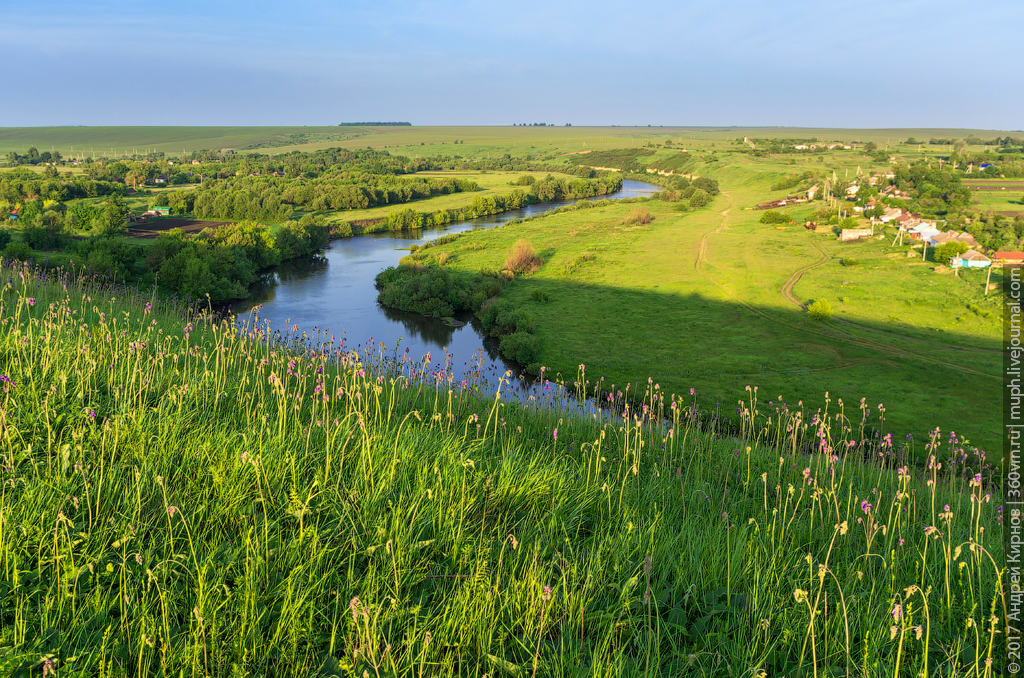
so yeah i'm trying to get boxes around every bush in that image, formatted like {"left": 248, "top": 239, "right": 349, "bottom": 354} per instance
{"left": 623, "top": 207, "right": 653, "bottom": 225}
{"left": 0, "top": 229, "right": 11, "bottom": 249}
{"left": 688, "top": 189, "right": 711, "bottom": 209}
{"left": 531, "top": 289, "right": 551, "bottom": 303}
{"left": 3, "top": 241, "right": 33, "bottom": 261}
{"left": 23, "top": 223, "right": 66, "bottom": 250}
{"left": 498, "top": 332, "right": 540, "bottom": 365}
{"left": 759, "top": 210, "right": 790, "bottom": 224}
{"left": 807, "top": 299, "right": 834, "bottom": 320}
{"left": 504, "top": 239, "right": 541, "bottom": 274}
{"left": 693, "top": 176, "right": 720, "bottom": 195}
{"left": 841, "top": 258, "right": 861, "bottom": 267}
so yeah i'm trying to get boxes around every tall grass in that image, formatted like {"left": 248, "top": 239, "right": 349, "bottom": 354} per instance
{"left": 0, "top": 262, "right": 1003, "bottom": 676}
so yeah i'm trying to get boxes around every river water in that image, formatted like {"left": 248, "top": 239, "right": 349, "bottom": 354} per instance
{"left": 232, "top": 180, "right": 659, "bottom": 404}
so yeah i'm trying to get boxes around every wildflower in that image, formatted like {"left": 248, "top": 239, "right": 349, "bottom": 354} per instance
{"left": 793, "top": 588, "right": 808, "bottom": 604}
{"left": 898, "top": 537, "right": 905, "bottom": 546}
{"left": 913, "top": 625, "right": 923, "bottom": 640}
{"left": 349, "top": 596, "right": 361, "bottom": 622}
{"left": 553, "top": 428, "right": 558, "bottom": 442}
{"left": 860, "top": 500, "right": 872, "bottom": 514}
{"left": 890, "top": 625, "right": 899, "bottom": 640}
{"left": 892, "top": 603, "right": 903, "bottom": 622}
{"left": 167, "top": 506, "right": 179, "bottom": 517}
{"left": 541, "top": 586, "right": 552, "bottom": 602}
{"left": 27, "top": 298, "right": 36, "bottom": 306}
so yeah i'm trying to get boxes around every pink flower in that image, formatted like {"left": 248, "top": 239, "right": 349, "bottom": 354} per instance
{"left": 167, "top": 506, "right": 179, "bottom": 517}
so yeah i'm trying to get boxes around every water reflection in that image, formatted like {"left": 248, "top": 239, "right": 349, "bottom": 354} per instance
{"left": 232, "top": 180, "right": 659, "bottom": 405}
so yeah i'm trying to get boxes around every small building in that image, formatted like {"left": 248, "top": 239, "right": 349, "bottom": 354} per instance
{"left": 950, "top": 250, "right": 991, "bottom": 269}
{"left": 840, "top": 228, "right": 873, "bottom": 242}
{"left": 154, "top": 207, "right": 171, "bottom": 216}
{"left": 993, "top": 252, "right": 1024, "bottom": 266}
{"left": 879, "top": 206, "right": 903, "bottom": 223}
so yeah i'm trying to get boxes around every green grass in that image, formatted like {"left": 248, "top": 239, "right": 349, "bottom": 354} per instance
{"left": 413, "top": 163, "right": 1001, "bottom": 451}
{"left": 1, "top": 126, "right": 1015, "bottom": 160}
{"left": 0, "top": 263, "right": 1002, "bottom": 676}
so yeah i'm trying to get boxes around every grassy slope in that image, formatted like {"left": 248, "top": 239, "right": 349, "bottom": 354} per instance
{"left": 417, "top": 156, "right": 1002, "bottom": 451}
{"left": 0, "top": 266, "right": 1000, "bottom": 676}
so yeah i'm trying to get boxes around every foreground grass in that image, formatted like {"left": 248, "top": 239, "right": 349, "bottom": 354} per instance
{"left": 0, "top": 263, "right": 1002, "bottom": 676}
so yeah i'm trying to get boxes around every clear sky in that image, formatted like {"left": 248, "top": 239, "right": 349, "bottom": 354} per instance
{"left": 3, "top": 0, "right": 1021, "bottom": 129}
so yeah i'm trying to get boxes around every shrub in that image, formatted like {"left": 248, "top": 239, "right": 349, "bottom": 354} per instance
{"left": 498, "top": 332, "right": 540, "bottom": 365}
{"left": 0, "top": 229, "right": 11, "bottom": 249}
{"left": 504, "top": 239, "right": 541, "bottom": 274}
{"left": 623, "top": 207, "right": 653, "bottom": 225}
{"left": 759, "top": 210, "right": 789, "bottom": 224}
{"left": 841, "top": 258, "right": 861, "bottom": 267}
{"left": 807, "top": 299, "right": 834, "bottom": 320}
{"left": 693, "top": 176, "right": 720, "bottom": 195}
{"left": 531, "top": 289, "right": 551, "bottom": 303}
{"left": 688, "top": 189, "right": 711, "bottom": 209}
{"left": 23, "top": 223, "right": 66, "bottom": 250}
{"left": 3, "top": 241, "right": 33, "bottom": 260}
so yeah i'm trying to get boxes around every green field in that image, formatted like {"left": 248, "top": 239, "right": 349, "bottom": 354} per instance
{"left": 404, "top": 157, "right": 1002, "bottom": 451}
{"left": 1, "top": 125, "right": 1015, "bottom": 159}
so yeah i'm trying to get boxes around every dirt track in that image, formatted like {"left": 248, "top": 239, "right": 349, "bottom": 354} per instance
{"left": 692, "top": 196, "right": 1001, "bottom": 380}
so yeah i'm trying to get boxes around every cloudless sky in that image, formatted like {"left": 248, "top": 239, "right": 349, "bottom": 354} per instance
{"left": 3, "top": 0, "right": 1021, "bottom": 129}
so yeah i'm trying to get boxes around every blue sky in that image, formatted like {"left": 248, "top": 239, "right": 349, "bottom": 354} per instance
{"left": 3, "top": 0, "right": 1021, "bottom": 129}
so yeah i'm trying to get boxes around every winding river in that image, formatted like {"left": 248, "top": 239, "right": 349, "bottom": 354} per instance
{"left": 231, "top": 180, "right": 659, "bottom": 404}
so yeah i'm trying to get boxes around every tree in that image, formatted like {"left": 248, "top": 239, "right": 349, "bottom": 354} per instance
{"left": 934, "top": 241, "right": 969, "bottom": 264}
{"left": 100, "top": 196, "right": 128, "bottom": 235}
{"left": 863, "top": 142, "right": 877, "bottom": 152}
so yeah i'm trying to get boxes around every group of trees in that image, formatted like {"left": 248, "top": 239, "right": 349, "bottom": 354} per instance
{"left": 5, "top": 147, "right": 62, "bottom": 166}
{"left": 652, "top": 176, "right": 720, "bottom": 209}
{"left": 188, "top": 172, "right": 480, "bottom": 221}
{"left": 145, "top": 217, "right": 330, "bottom": 303}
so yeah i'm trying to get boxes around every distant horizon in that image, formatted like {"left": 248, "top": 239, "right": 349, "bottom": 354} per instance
{"left": 1, "top": 124, "right": 1021, "bottom": 133}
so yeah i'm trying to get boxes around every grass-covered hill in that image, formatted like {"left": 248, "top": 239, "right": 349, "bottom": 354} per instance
{"left": 0, "top": 262, "right": 1001, "bottom": 676}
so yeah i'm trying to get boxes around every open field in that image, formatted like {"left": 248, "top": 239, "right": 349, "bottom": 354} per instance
{"left": 1, "top": 126, "right": 1016, "bottom": 158}
{"left": 0, "top": 266, "right": 1001, "bottom": 675}
{"left": 411, "top": 159, "right": 1002, "bottom": 451}
{"left": 316, "top": 170, "right": 583, "bottom": 224}
{"left": 126, "top": 217, "right": 233, "bottom": 239}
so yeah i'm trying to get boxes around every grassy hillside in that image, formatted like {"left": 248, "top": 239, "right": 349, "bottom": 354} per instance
{"left": 0, "top": 263, "right": 1000, "bottom": 676}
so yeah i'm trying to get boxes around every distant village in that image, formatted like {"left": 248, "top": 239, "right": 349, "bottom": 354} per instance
{"left": 756, "top": 168, "right": 1015, "bottom": 272}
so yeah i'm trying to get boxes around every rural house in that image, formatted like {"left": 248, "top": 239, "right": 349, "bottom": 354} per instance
{"left": 993, "top": 252, "right": 1024, "bottom": 266}
{"left": 840, "top": 228, "right": 873, "bottom": 242}
{"left": 949, "top": 250, "right": 991, "bottom": 269}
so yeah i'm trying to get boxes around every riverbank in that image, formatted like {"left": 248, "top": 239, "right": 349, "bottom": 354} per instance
{"left": 381, "top": 166, "right": 1002, "bottom": 453}
{"left": 0, "top": 261, "right": 1000, "bottom": 676}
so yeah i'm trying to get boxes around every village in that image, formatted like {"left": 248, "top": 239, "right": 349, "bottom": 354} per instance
{"left": 756, "top": 166, "right": 1016, "bottom": 277}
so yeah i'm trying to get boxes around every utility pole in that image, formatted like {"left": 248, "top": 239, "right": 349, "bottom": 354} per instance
{"left": 922, "top": 241, "right": 927, "bottom": 261}
{"left": 985, "top": 264, "right": 993, "bottom": 294}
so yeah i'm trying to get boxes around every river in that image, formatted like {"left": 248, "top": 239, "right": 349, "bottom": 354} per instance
{"left": 231, "top": 180, "right": 660, "bottom": 405}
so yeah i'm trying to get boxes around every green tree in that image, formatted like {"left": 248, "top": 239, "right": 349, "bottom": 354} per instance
{"left": 934, "top": 241, "right": 969, "bottom": 264}
{"left": 100, "top": 196, "right": 128, "bottom": 235}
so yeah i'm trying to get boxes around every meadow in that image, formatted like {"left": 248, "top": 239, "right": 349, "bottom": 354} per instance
{"left": 0, "top": 261, "right": 1002, "bottom": 676}
{"left": 1, "top": 126, "right": 1014, "bottom": 160}
{"left": 394, "top": 160, "right": 1003, "bottom": 452}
